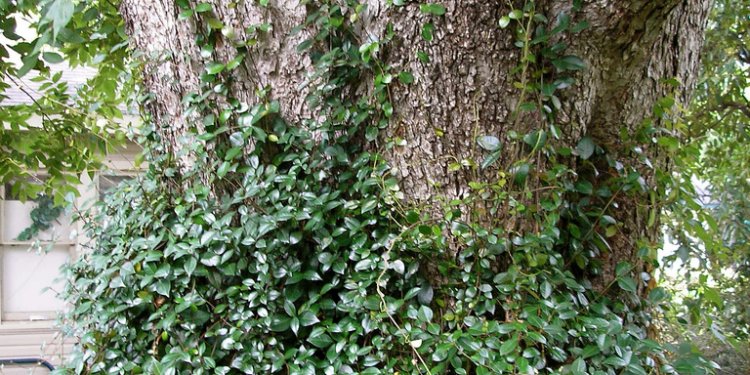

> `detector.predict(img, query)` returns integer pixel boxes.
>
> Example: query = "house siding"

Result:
[0,324,73,373]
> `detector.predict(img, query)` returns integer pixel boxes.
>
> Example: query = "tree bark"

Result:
[120,0,710,290]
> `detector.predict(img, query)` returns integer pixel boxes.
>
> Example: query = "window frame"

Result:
[0,177,76,325]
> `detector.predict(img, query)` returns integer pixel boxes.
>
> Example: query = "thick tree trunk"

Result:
[120,0,710,290]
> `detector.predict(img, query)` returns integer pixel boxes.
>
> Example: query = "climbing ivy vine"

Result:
[55,1,718,374]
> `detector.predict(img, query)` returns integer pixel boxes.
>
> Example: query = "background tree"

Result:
[662,0,750,372]
[59,0,719,374]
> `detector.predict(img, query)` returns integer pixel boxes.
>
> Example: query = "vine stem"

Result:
[375,220,434,375]
[510,2,536,132]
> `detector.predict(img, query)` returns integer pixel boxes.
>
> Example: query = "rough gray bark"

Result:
[120,0,711,289]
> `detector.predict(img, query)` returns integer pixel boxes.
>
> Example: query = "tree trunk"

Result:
[121,0,709,287]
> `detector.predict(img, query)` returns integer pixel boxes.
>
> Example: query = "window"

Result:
[98,174,134,201]
[0,178,73,323]
[0,143,141,325]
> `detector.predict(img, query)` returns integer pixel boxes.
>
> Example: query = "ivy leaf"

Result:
[398,71,415,84]
[616,262,631,277]
[365,126,379,141]
[220,337,235,350]
[360,199,377,214]
[389,260,405,274]
[523,130,547,151]
[419,4,446,16]
[226,55,244,70]
[553,55,587,71]
[417,306,434,322]
[571,357,587,375]
[575,181,593,195]
[480,150,502,170]
[509,9,523,20]
[206,62,225,75]
[477,135,501,151]
[512,163,530,186]
[290,317,300,335]
[618,276,637,293]
[307,331,332,348]
[421,23,434,41]
[418,283,434,305]
[499,335,518,355]
[195,3,212,12]
[432,347,449,362]
[299,311,319,327]
[184,256,197,276]
[540,280,552,299]
[498,16,511,28]
[575,136,596,160]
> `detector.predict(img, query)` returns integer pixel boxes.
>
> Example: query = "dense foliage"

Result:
[54,1,719,374]
[662,0,750,371]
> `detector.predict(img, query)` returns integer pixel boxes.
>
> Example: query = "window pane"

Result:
[2,201,72,242]
[98,175,132,200]
[2,245,69,318]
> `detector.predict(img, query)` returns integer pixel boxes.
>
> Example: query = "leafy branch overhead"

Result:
[0,0,132,204]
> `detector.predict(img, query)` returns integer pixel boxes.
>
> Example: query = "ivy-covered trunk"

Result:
[64,0,711,373]
[122,0,709,291]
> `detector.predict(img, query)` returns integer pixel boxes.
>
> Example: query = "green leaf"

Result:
[17,53,39,77]
[616,262,631,277]
[575,181,593,195]
[498,16,511,28]
[390,260,405,274]
[540,280,552,299]
[365,126,379,141]
[417,306,434,322]
[419,4,447,16]
[299,311,319,327]
[582,345,600,359]
[432,346,449,362]
[523,130,547,151]
[361,199,377,214]
[184,256,197,276]
[45,0,74,38]
[511,163,530,186]
[508,9,524,20]
[571,357,587,375]
[220,337,235,350]
[617,276,637,293]
[226,55,244,70]
[195,2,212,12]
[398,71,415,84]
[421,23,434,41]
[480,150,502,170]
[355,259,372,271]
[307,330,332,348]
[499,335,518,355]
[553,55,586,71]
[477,135,501,151]
[206,62,225,75]
[576,136,596,160]
[155,280,171,296]
[42,52,63,64]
